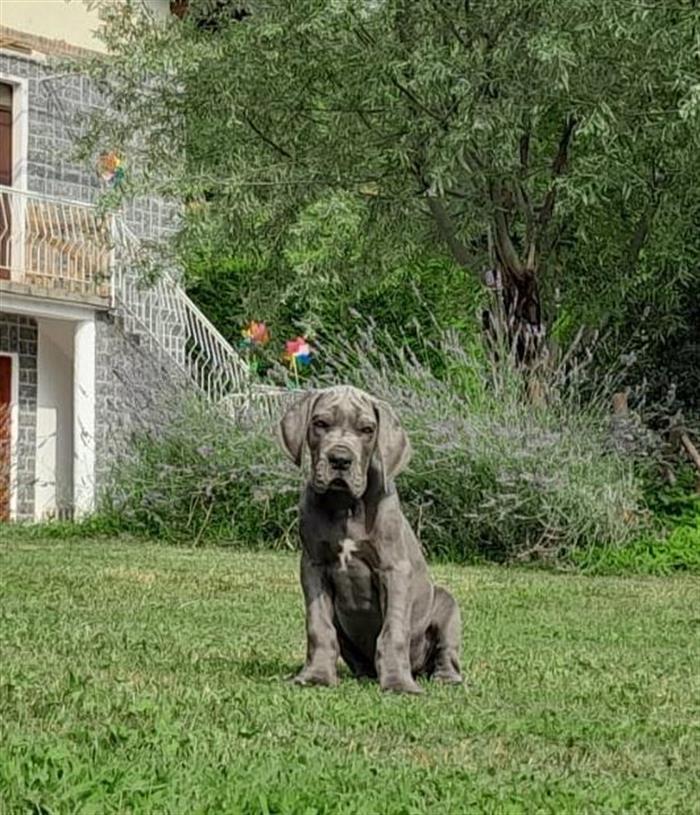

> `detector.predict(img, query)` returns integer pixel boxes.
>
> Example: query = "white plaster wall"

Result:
[2,0,171,53]
[35,318,73,519]
[73,318,95,517]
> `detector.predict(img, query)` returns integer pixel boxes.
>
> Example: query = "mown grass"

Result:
[1,535,699,814]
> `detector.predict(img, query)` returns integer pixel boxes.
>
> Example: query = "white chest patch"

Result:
[338,538,358,572]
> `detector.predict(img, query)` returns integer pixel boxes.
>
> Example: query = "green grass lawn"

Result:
[1,535,698,814]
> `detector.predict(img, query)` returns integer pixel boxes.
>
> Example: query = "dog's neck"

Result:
[313,488,358,517]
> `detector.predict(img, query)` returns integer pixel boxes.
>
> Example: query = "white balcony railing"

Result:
[0,184,112,299]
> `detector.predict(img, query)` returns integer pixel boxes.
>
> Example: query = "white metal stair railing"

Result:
[111,220,252,402]
[112,255,289,418]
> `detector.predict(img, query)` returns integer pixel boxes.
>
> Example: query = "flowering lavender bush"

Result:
[101,400,300,547]
[102,331,645,561]
[317,328,646,562]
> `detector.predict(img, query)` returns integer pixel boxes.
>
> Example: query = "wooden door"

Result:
[0,355,11,521]
[0,83,13,279]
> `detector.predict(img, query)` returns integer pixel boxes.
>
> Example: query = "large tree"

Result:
[83,0,700,372]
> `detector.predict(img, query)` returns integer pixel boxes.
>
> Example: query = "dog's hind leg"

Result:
[427,586,463,684]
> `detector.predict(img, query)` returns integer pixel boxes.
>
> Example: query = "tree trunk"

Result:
[483,264,545,369]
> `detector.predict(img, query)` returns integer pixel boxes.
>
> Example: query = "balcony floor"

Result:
[0,279,110,310]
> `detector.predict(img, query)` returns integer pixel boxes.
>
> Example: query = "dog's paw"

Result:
[432,669,463,685]
[292,669,339,688]
[380,674,423,695]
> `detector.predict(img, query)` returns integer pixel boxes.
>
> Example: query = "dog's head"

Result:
[278,385,411,498]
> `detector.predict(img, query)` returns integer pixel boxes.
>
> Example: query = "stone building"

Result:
[0,1,248,521]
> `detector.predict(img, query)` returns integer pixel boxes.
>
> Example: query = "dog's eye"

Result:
[312,419,329,429]
[360,426,375,435]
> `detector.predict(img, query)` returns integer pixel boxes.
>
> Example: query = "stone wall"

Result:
[2,50,186,505]
[0,313,37,520]
[0,50,177,240]
[94,312,187,494]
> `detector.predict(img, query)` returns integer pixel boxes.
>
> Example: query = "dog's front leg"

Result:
[294,553,339,687]
[376,561,422,694]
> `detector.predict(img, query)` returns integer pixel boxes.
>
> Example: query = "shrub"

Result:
[313,330,646,562]
[99,400,299,547]
[571,468,700,576]
[182,221,486,385]
[93,322,648,561]
[572,523,700,576]
[644,466,700,528]
[98,326,648,563]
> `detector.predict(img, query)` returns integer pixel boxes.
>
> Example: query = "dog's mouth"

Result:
[312,469,366,498]
[314,476,355,494]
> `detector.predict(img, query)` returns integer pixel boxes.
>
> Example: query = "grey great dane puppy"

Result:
[278,385,462,694]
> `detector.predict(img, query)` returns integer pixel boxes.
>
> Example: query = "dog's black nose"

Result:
[329,452,352,471]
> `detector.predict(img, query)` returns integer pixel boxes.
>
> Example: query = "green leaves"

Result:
[79,0,700,402]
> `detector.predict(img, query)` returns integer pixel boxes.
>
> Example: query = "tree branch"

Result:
[428,0,473,51]
[627,163,665,268]
[628,195,662,269]
[627,210,650,268]
[389,76,445,123]
[424,195,476,268]
[515,130,536,261]
[242,113,293,160]
[349,9,377,47]
[519,132,530,172]
[538,115,577,232]
[455,147,479,175]
[514,181,535,262]
[411,153,479,270]
[490,181,524,278]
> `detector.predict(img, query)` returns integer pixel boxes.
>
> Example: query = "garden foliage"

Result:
[101,330,651,564]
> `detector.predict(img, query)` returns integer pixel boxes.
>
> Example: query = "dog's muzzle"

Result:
[313,447,366,497]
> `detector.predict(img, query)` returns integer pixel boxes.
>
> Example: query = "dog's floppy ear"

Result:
[278,390,318,467]
[373,398,411,487]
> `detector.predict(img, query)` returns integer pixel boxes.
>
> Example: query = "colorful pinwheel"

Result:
[284,336,313,367]
[283,336,314,385]
[241,320,270,347]
[97,152,125,188]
